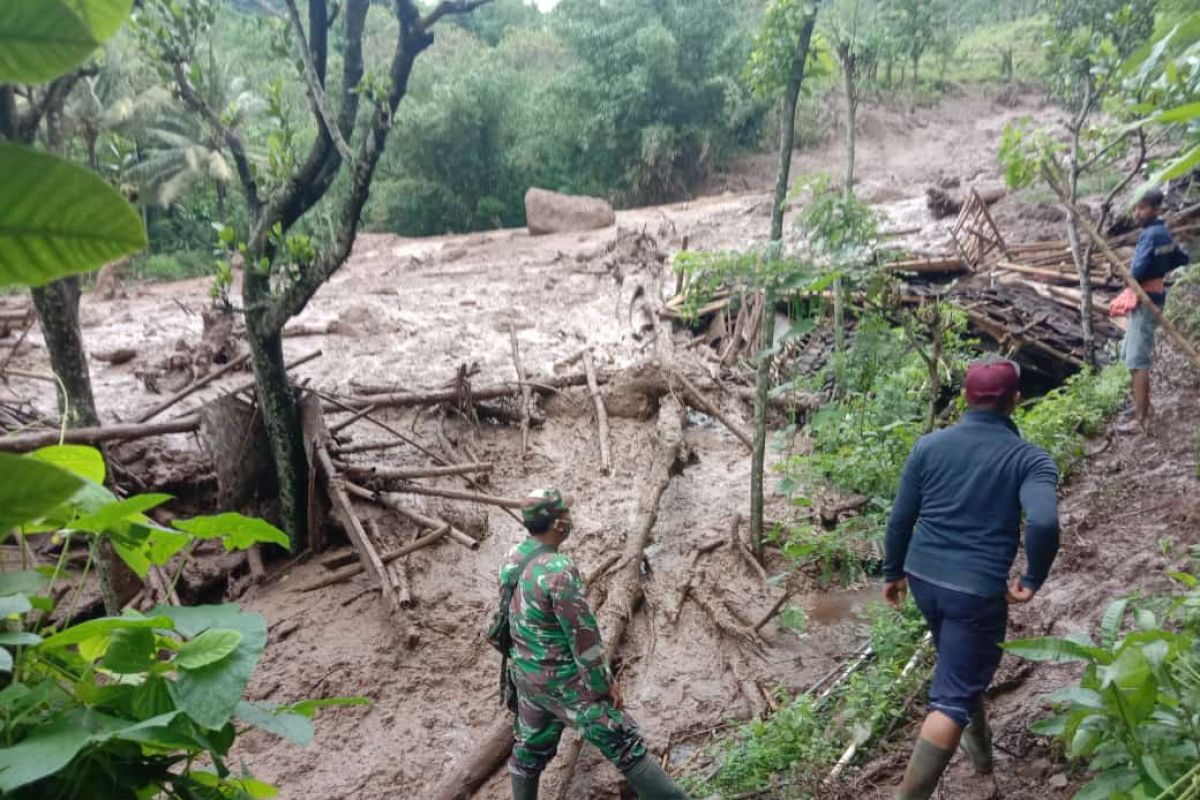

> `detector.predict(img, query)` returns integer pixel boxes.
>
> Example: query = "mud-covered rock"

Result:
[525,187,615,236]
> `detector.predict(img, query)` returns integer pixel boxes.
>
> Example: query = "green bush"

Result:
[1015,364,1130,476]
[133,249,212,282]
[1006,555,1200,799]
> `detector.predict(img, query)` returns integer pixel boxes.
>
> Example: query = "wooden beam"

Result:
[0,415,200,452]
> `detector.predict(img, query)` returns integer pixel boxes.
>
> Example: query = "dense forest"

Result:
[3,1,1200,799]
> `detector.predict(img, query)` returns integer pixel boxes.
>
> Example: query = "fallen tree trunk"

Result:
[348,373,596,410]
[427,397,686,800]
[0,415,200,451]
[340,462,494,481]
[672,369,753,449]
[344,482,480,551]
[381,483,524,509]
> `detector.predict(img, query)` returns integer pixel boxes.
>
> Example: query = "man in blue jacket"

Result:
[882,359,1061,799]
[1118,189,1189,434]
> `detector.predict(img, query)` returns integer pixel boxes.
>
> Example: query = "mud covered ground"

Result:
[2,86,1171,799]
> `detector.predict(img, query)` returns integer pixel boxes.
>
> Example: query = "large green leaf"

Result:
[1003,634,1107,664]
[39,614,172,650]
[174,513,291,551]
[0,572,48,597]
[0,633,42,648]
[157,605,267,730]
[0,452,85,531]
[234,700,314,746]
[0,143,147,289]
[1099,599,1128,648]
[283,696,372,717]
[30,444,106,484]
[0,596,33,618]
[0,0,97,84]
[1149,142,1200,186]
[101,627,156,674]
[71,493,172,534]
[1047,687,1107,711]
[0,709,178,792]
[62,0,133,42]
[175,629,243,671]
[1072,767,1140,800]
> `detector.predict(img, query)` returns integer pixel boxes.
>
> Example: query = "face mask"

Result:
[558,517,573,539]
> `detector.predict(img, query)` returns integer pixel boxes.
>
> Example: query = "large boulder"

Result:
[525,187,615,235]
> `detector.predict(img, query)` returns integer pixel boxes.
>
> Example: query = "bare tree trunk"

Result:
[753,12,817,557]
[1066,90,1097,368]
[246,320,309,548]
[31,277,137,612]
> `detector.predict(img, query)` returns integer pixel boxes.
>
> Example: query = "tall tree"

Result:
[746,0,821,556]
[1047,0,1158,366]
[139,0,493,547]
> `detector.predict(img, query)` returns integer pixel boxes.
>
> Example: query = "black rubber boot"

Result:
[511,772,539,800]
[624,755,691,799]
[960,699,994,774]
[895,738,955,800]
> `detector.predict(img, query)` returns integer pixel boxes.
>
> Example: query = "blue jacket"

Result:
[1131,219,1188,306]
[883,411,1060,598]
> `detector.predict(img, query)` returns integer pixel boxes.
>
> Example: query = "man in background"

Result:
[882,360,1061,799]
[1115,188,1189,434]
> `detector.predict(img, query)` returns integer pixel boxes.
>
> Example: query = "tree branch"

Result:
[282,0,353,164]
[419,0,492,32]
[171,61,261,217]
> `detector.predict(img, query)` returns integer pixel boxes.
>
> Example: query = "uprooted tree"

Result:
[137,0,493,547]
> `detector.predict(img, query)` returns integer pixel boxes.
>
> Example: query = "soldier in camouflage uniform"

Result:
[501,489,689,800]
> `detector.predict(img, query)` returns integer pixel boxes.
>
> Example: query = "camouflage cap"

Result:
[521,488,572,532]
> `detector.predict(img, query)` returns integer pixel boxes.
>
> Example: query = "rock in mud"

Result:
[525,187,616,236]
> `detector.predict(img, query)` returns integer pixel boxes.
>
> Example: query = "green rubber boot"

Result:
[960,699,994,775]
[511,772,539,800]
[895,738,954,800]
[624,755,691,799]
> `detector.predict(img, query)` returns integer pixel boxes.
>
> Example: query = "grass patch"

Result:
[131,250,213,283]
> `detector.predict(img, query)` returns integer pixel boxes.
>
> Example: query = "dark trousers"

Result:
[908,573,1008,728]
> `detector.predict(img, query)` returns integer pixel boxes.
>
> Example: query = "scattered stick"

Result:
[752,591,792,633]
[220,350,323,407]
[246,545,266,584]
[315,390,522,526]
[320,548,359,570]
[344,482,479,551]
[669,537,726,624]
[333,439,407,456]
[382,483,524,509]
[0,369,56,383]
[672,369,753,449]
[584,552,622,591]
[0,415,200,452]
[340,462,494,481]
[329,402,377,435]
[294,522,451,593]
[692,573,765,652]
[299,396,401,612]
[370,519,413,608]
[582,351,612,474]
[509,327,533,459]
[136,353,251,423]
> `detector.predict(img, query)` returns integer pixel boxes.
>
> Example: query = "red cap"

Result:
[964,360,1020,406]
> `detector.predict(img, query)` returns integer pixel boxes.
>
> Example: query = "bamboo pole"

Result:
[509,327,533,459]
[582,351,612,475]
[294,523,450,592]
[340,462,494,481]
[0,415,200,452]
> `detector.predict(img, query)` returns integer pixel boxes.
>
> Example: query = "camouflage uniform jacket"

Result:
[498,539,613,698]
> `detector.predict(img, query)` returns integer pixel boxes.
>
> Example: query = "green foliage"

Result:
[0,0,131,83]
[0,142,147,289]
[1006,560,1200,799]
[1014,364,1130,476]
[746,0,821,97]
[947,16,1048,84]
[133,249,212,282]
[688,599,929,797]
[0,444,359,799]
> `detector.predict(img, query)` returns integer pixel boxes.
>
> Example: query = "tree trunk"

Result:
[754,12,817,556]
[31,277,98,428]
[1066,117,1097,368]
[246,322,310,548]
[31,277,137,613]
[750,286,777,561]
